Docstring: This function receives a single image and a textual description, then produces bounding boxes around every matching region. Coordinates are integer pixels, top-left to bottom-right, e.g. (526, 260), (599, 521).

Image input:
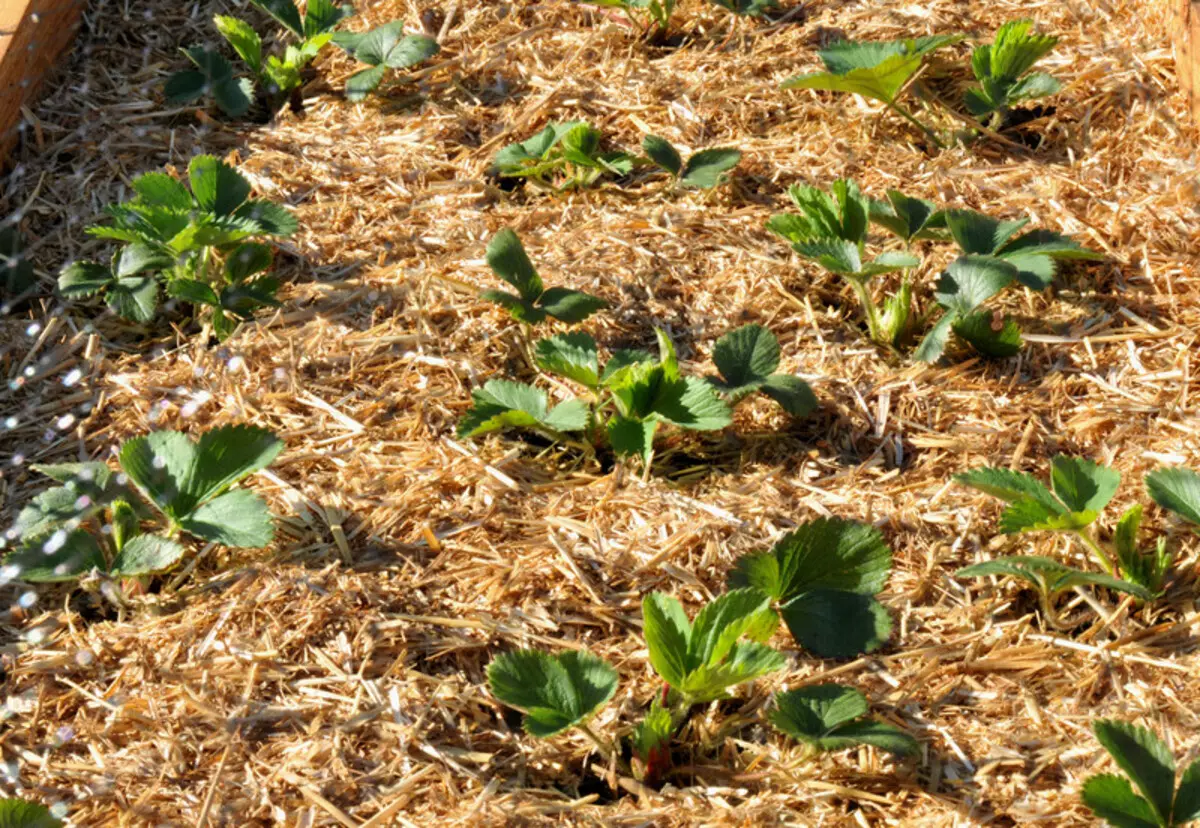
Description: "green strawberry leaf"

(188, 155), (251, 217)
(106, 276), (158, 323)
(710, 324), (780, 392)
(607, 416), (658, 467)
(1050, 455), (1121, 514)
(913, 312), (956, 363)
(1080, 774), (1160, 828)
(954, 466), (1064, 512)
(486, 229), (543, 302)
(488, 649), (619, 738)
(0, 798), (65, 828)
(779, 590), (892, 658)
(642, 135), (683, 178)
(1091, 720), (1175, 824)
(2, 529), (106, 583)
(952, 310), (1023, 358)
(770, 684), (917, 755)
(109, 534), (185, 576)
(178, 489), (275, 547)
(1145, 467), (1200, 527)
(537, 287), (608, 323)
(761, 374), (818, 418)
(680, 148), (741, 189)
(642, 592), (692, 687)
(934, 256), (1019, 314)
(535, 333), (600, 387)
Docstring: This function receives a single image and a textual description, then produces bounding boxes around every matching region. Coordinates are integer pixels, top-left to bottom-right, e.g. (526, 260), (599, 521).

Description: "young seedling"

(706, 324), (817, 418)
(1, 225), (36, 297)
(479, 229), (608, 326)
(768, 180), (919, 347)
(331, 23), (440, 100)
(728, 517), (894, 658)
(1083, 719), (1200, 827)
(954, 458), (1198, 623)
(868, 190), (950, 244)
(2, 426), (282, 596)
(0, 798), (63, 828)
(769, 684), (917, 758)
(642, 136), (741, 190)
(57, 155), (297, 340)
(965, 20), (1061, 129)
(487, 649), (620, 756)
(492, 122), (635, 191)
(167, 0), (352, 116)
(458, 329), (733, 471)
(582, 0), (676, 40)
(781, 35), (965, 148)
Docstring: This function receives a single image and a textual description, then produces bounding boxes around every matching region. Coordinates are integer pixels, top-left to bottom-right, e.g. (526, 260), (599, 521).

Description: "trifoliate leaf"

(535, 333), (600, 387)
(1080, 774), (1160, 828)
(933, 256), (1019, 314)
(780, 590), (892, 658)
(457, 380), (586, 439)
(952, 310), (1023, 357)
(642, 135), (683, 177)
(559, 123), (604, 168)
(868, 190), (948, 242)
(178, 489), (275, 547)
(0, 798), (64, 828)
(680, 148), (741, 189)
(2, 529), (105, 583)
(710, 324), (780, 391)
(486, 229), (543, 302)
(687, 588), (778, 669)
(537, 287), (608, 323)
(1144, 467), (1200, 527)
(729, 517), (892, 600)
(1050, 455), (1121, 514)
(1091, 720), (1176, 824)
(489, 650), (619, 738)
(354, 25), (439, 70)
(109, 534), (185, 576)
(816, 34), (965, 74)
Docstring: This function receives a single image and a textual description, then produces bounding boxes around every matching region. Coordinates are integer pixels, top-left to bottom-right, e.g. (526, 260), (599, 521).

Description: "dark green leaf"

(0, 798), (64, 828)
(642, 135), (683, 177)
(912, 312), (956, 363)
(119, 431), (200, 518)
(711, 324), (779, 390)
(109, 534), (185, 576)
(345, 64), (387, 100)
(486, 229), (543, 302)
(116, 243), (172, 278)
(934, 256), (1019, 314)
(1174, 759), (1200, 824)
(232, 200), (297, 237)
(537, 287), (608, 323)
(188, 156), (251, 217)
(771, 684), (867, 737)
(59, 262), (114, 298)
(760, 374), (818, 418)
(728, 517), (892, 600)
(650, 376), (733, 431)
(132, 172), (192, 211)
(1050, 455), (1121, 514)
(794, 238), (862, 274)
(225, 242), (274, 282)
(952, 310), (1023, 357)
(168, 278), (220, 307)
(681, 148), (741, 189)
(106, 276), (158, 323)
(820, 718), (919, 756)
(1145, 467), (1200, 527)
(868, 190), (947, 242)
(178, 489), (275, 547)
(1091, 720), (1175, 824)
(1081, 774), (1160, 828)
(642, 592), (691, 687)
(191, 424), (284, 504)
(2, 529), (105, 583)
(779, 590), (892, 658)
(249, 0), (305, 37)
(944, 209), (1030, 256)
(479, 289), (544, 324)
(303, 0), (352, 37)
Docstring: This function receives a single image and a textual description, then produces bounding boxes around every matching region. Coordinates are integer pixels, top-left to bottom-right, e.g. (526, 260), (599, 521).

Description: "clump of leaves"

(479, 229), (608, 326)
(492, 122), (635, 191)
(0, 799), (63, 828)
(955, 458), (1200, 626)
(781, 35), (964, 148)
(770, 684), (917, 757)
(331, 24), (439, 100)
(642, 135), (741, 190)
(458, 328), (732, 471)
(167, 0), (352, 117)
(2, 425), (282, 599)
(706, 324), (817, 418)
(768, 180), (919, 347)
(1083, 719), (1200, 827)
(729, 517), (894, 658)
(58, 155), (297, 340)
(966, 20), (1061, 128)
(0, 225), (36, 297)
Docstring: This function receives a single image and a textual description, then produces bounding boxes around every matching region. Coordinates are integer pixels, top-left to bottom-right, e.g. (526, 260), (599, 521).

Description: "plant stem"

(846, 276), (882, 343)
(578, 723), (616, 762)
(886, 101), (946, 149)
(1072, 529), (1117, 577)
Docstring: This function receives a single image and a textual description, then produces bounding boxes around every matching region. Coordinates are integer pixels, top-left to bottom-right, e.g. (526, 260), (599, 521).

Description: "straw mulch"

(1, 0), (1198, 824)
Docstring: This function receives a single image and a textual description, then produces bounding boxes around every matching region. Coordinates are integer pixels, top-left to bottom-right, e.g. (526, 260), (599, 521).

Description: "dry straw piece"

(1, 0), (1199, 824)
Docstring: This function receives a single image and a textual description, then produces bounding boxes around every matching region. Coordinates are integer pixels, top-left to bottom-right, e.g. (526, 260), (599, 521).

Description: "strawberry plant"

(728, 517), (894, 658)
(708, 0), (776, 16)
(582, 0), (677, 39)
(769, 684), (917, 757)
(1083, 720), (1200, 827)
(57, 155), (296, 340)
(331, 24), (439, 101)
(955, 459), (1200, 625)
(706, 324), (817, 418)
(458, 328), (732, 470)
(167, 0), (353, 117)
(642, 135), (741, 190)
(0, 799), (62, 828)
(781, 35), (965, 148)
(479, 229), (608, 325)
(768, 180), (919, 347)
(2, 425), (282, 594)
(965, 20), (1061, 129)
(487, 649), (619, 746)
(492, 122), (635, 191)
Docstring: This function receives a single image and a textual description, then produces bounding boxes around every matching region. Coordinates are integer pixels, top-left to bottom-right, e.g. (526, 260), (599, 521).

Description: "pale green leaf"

(0, 798), (64, 828)
(535, 333), (600, 387)
(178, 489), (274, 547)
(487, 649), (618, 738)
(1050, 455), (1121, 514)
(680, 148), (741, 189)
(110, 534), (185, 576)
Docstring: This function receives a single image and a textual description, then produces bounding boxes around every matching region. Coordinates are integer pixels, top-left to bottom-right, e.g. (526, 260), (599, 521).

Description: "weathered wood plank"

(0, 0), (86, 165)
(1175, 0), (1200, 123)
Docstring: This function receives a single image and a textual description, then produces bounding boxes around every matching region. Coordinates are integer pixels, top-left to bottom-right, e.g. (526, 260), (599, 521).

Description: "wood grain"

(1175, 0), (1200, 123)
(0, 0), (85, 165)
